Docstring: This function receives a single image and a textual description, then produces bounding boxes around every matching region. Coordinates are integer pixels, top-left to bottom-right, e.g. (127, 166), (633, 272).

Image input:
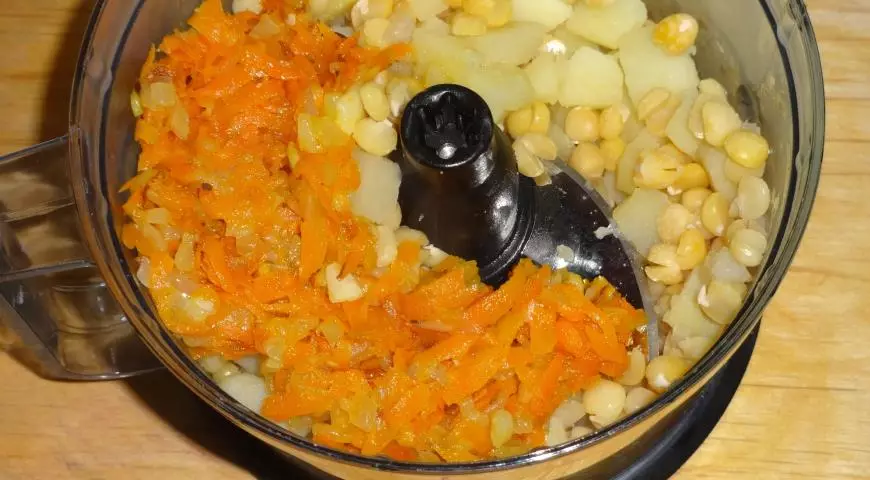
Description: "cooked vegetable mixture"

(123, 0), (772, 462)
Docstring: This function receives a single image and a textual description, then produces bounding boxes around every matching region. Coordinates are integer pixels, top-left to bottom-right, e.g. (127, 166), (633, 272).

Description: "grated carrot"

(123, 0), (645, 462)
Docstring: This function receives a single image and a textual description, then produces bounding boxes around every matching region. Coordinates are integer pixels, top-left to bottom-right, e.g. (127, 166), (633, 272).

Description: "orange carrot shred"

(462, 260), (533, 329)
(529, 303), (557, 356)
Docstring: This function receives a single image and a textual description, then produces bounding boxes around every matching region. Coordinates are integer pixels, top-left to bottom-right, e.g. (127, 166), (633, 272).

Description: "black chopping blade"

(395, 84), (649, 311)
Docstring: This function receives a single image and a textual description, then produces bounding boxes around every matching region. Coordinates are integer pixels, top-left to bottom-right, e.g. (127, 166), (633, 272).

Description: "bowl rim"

(68, 0), (825, 473)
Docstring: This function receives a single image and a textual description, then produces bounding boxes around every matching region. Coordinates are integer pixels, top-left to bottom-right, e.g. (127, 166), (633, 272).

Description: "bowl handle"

(0, 136), (161, 380)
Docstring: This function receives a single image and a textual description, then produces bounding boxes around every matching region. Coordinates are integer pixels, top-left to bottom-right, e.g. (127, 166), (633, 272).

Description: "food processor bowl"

(0, 0), (823, 477)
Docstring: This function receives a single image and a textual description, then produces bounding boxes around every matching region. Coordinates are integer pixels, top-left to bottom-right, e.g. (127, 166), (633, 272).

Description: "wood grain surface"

(1, 0), (868, 478)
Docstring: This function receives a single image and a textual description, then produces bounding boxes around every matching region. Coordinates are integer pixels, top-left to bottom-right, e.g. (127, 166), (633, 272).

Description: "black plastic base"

(129, 326), (758, 480)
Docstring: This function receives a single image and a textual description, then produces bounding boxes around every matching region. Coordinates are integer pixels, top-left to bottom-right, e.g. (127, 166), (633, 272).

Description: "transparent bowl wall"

(15, 0), (823, 477)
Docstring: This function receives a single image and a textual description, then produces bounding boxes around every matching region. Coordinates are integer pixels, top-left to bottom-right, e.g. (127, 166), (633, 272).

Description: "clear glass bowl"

(0, 0), (823, 477)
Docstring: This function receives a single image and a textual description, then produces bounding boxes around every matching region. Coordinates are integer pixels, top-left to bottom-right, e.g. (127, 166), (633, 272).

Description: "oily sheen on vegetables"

(123, 0), (775, 464)
(123, 0), (647, 462)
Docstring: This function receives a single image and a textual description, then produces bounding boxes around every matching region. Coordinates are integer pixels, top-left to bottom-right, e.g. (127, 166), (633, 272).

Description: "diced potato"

(661, 332), (685, 358)
(235, 355), (261, 375)
(666, 89), (700, 156)
(418, 16), (451, 35)
(539, 37), (570, 56)
(232, 0), (263, 14)
(308, 0), (356, 20)
(412, 29), (482, 83)
(511, 0), (573, 31)
(462, 64), (535, 121)
(524, 53), (567, 104)
(678, 336), (715, 360)
(374, 225), (399, 268)
(551, 26), (599, 57)
(395, 226), (430, 246)
(250, 14), (282, 39)
(559, 47), (624, 109)
(612, 188), (670, 256)
(618, 25), (700, 106)
(384, 12), (417, 44)
(409, 0), (448, 20)
(616, 129), (663, 194)
(423, 64), (451, 86)
(664, 266), (719, 342)
(325, 263), (365, 303)
(423, 244), (449, 267)
(350, 150), (402, 225)
(141, 82), (177, 110)
(565, 0), (647, 49)
(700, 280), (747, 325)
(217, 373), (267, 412)
(663, 293), (721, 342)
(452, 13), (488, 37)
(466, 23), (547, 67)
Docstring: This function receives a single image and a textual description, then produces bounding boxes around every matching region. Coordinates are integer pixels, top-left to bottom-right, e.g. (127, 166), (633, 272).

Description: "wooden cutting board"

(1, 0), (868, 478)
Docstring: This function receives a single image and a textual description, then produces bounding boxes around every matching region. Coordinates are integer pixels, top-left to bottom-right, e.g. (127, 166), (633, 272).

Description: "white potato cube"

(412, 29), (481, 83)
(374, 225), (398, 268)
(618, 25), (700, 106)
(678, 336), (716, 361)
(466, 23), (547, 67)
(395, 226), (429, 246)
(551, 26), (600, 57)
(423, 244), (449, 267)
(524, 53), (567, 104)
(511, 0), (573, 31)
(325, 263), (365, 303)
(462, 65), (535, 122)
(418, 17), (451, 35)
(559, 47), (624, 109)
(232, 0), (263, 14)
(350, 150), (402, 226)
(218, 373), (267, 412)
(409, 0), (448, 21)
(565, 0), (647, 49)
(307, 0), (356, 20)
(663, 293), (721, 342)
(612, 188), (670, 256)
